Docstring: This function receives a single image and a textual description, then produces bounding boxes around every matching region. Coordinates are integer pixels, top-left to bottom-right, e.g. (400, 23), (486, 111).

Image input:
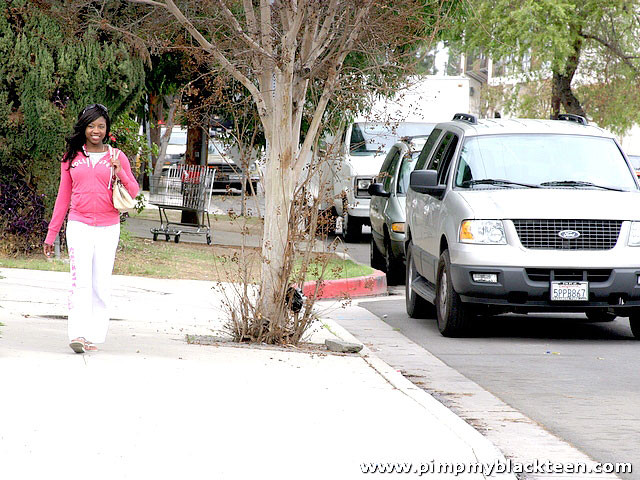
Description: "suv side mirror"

(410, 170), (446, 197)
(368, 182), (390, 198)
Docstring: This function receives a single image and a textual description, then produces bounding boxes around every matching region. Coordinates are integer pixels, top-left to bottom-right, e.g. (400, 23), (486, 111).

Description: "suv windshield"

(455, 134), (637, 190)
(350, 122), (434, 156)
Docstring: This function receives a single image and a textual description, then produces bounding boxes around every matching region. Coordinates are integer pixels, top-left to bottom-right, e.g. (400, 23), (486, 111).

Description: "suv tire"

(405, 241), (435, 318)
(370, 236), (385, 271)
(342, 213), (362, 242)
(630, 313), (640, 339)
(436, 250), (471, 337)
(385, 235), (404, 286)
(585, 310), (616, 323)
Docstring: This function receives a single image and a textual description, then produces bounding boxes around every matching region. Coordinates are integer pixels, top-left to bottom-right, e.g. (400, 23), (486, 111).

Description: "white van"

(325, 121), (436, 241)
(317, 76), (470, 241)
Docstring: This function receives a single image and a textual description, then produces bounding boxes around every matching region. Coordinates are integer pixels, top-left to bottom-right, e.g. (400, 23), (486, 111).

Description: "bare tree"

(124, 0), (447, 342)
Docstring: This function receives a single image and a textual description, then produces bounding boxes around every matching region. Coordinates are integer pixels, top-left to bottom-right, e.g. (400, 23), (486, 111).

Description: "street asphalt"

(356, 296), (638, 480)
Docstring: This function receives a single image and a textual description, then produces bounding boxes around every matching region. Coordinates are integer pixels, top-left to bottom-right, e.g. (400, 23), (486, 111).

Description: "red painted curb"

(302, 269), (388, 299)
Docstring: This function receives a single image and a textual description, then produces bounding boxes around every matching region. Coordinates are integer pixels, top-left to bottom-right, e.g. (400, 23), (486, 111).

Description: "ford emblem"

(558, 229), (581, 240)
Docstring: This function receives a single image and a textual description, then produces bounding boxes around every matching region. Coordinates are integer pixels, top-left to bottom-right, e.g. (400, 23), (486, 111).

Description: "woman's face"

(85, 116), (107, 147)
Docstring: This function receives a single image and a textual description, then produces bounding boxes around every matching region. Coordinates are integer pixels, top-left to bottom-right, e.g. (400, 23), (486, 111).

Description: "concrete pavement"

(0, 267), (514, 480)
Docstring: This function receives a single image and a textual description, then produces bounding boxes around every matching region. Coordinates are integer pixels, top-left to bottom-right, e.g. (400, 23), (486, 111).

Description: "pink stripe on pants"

(66, 220), (120, 343)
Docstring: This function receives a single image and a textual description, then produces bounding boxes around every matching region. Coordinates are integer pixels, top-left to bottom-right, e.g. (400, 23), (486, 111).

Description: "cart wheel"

(174, 234), (180, 244)
(153, 233), (158, 241)
(206, 234), (212, 245)
(165, 234), (170, 242)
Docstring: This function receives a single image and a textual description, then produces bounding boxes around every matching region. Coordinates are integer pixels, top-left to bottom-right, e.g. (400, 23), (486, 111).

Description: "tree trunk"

(551, 72), (587, 118)
(550, 74), (562, 119)
(149, 93), (163, 169)
(550, 30), (586, 119)
(152, 95), (178, 177)
(182, 125), (204, 225)
(256, 73), (298, 330)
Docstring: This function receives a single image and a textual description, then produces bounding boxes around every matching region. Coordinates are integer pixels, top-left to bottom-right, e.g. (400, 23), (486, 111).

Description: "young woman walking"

(43, 104), (139, 353)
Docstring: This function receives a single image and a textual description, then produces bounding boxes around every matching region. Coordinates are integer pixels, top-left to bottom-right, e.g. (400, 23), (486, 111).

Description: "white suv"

(405, 113), (640, 338)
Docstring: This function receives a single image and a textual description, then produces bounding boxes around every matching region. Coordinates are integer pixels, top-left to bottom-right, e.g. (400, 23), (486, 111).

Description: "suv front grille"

(512, 219), (622, 250)
(526, 268), (612, 283)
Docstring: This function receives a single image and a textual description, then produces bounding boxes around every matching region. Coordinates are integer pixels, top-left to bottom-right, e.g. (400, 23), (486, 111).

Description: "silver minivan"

(369, 136), (431, 284)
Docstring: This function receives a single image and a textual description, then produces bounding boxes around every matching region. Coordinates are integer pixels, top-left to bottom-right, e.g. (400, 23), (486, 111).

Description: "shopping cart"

(149, 165), (215, 244)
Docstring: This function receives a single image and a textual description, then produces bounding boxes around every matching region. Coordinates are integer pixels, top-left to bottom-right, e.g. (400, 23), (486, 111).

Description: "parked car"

(208, 139), (260, 193)
(406, 113), (640, 338)
(160, 127), (260, 193)
(627, 154), (640, 178)
(162, 127), (187, 168)
(368, 136), (429, 284)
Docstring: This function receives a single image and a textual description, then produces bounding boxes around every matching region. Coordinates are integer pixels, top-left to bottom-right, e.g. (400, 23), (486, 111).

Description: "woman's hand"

(43, 243), (54, 258)
(111, 151), (122, 174)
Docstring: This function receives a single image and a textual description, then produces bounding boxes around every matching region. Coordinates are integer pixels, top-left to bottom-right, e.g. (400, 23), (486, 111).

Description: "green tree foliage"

(0, 0), (145, 251)
(450, 0), (640, 133)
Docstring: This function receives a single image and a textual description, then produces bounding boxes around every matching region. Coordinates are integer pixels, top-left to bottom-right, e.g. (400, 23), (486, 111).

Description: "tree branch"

(316, 0), (340, 48)
(127, 0), (165, 7)
(128, 0), (268, 118)
(582, 31), (640, 73)
(242, 0), (259, 39)
(260, 0), (273, 55)
(297, 0), (374, 167)
(217, 0), (275, 60)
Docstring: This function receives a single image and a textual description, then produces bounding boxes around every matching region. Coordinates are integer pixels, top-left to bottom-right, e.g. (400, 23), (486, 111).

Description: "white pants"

(66, 220), (120, 343)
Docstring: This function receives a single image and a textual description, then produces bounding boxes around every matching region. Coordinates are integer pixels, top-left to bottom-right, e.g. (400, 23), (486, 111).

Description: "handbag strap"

(107, 145), (119, 190)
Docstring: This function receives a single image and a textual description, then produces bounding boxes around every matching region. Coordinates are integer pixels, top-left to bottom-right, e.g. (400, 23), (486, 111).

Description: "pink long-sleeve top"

(45, 146), (139, 245)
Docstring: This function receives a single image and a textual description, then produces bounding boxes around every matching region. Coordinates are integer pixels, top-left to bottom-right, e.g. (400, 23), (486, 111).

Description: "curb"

(320, 315), (516, 479)
(302, 269), (387, 300)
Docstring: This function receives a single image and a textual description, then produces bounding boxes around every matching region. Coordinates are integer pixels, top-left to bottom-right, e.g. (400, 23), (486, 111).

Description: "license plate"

(228, 174), (241, 180)
(550, 281), (588, 301)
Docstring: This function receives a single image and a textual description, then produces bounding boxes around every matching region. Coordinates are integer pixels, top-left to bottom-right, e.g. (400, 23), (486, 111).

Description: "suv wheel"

(585, 310), (616, 322)
(342, 213), (362, 242)
(385, 236), (404, 286)
(405, 241), (435, 318)
(630, 313), (640, 339)
(436, 250), (471, 337)
(370, 235), (385, 271)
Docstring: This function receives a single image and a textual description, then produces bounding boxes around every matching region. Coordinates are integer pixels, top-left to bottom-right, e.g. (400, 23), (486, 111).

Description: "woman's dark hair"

(62, 104), (111, 167)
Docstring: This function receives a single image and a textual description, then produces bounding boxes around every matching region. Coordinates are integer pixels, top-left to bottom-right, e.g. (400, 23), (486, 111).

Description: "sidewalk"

(0, 267), (514, 480)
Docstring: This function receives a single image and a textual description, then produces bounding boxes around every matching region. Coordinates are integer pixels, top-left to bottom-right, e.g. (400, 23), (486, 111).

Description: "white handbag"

(108, 147), (136, 212)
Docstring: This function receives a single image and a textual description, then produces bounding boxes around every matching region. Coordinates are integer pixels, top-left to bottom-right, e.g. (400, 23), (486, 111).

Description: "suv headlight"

(459, 220), (507, 245)
(629, 222), (640, 246)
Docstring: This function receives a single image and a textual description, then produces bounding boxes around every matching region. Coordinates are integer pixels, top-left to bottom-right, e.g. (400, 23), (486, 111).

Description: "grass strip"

(0, 234), (373, 283)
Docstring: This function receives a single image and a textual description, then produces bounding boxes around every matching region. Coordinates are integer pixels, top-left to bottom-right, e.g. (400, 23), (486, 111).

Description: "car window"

(455, 134), (637, 190)
(427, 131), (459, 184)
(415, 128), (442, 170)
(437, 134), (459, 185)
(378, 146), (399, 181)
(382, 149), (401, 191)
(397, 152), (418, 195)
